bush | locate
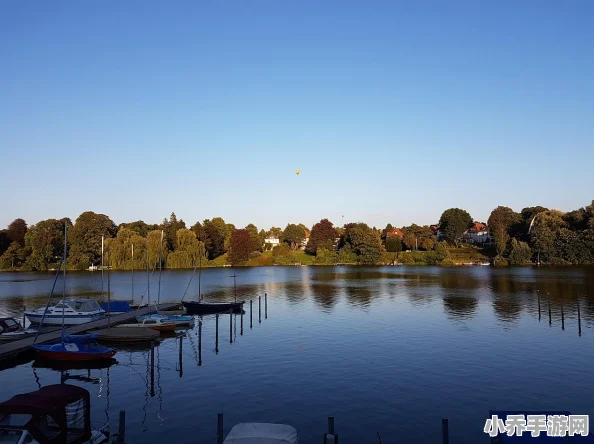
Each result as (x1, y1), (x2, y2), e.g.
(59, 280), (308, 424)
(493, 256), (509, 267)
(315, 249), (337, 265)
(508, 239), (532, 265)
(440, 258), (456, 267)
(547, 257), (571, 266)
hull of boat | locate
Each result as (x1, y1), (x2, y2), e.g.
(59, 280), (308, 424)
(25, 312), (105, 326)
(0, 331), (37, 342)
(182, 301), (244, 315)
(32, 345), (117, 361)
(136, 315), (194, 326)
(117, 323), (177, 332)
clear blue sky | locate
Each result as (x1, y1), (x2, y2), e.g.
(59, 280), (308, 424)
(1, 1), (593, 231)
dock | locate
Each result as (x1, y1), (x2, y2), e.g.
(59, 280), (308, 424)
(0, 303), (179, 362)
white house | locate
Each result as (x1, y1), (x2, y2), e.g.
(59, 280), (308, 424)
(264, 236), (281, 249)
(463, 222), (492, 244)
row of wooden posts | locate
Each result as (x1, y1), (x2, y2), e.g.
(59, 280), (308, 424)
(537, 291), (582, 336)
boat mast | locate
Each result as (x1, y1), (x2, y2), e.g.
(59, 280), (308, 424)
(101, 236), (104, 299)
(146, 236), (150, 306)
(157, 230), (163, 307)
(198, 249), (202, 301)
(107, 244), (111, 327)
(131, 243), (134, 303)
(61, 223), (67, 344)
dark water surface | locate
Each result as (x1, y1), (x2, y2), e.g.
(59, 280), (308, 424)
(1, 266), (593, 443)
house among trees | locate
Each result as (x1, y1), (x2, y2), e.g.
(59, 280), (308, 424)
(463, 222), (492, 244)
(300, 230), (310, 250)
(386, 227), (404, 238)
(264, 235), (280, 249)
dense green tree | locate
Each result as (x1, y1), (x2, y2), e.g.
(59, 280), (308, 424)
(7, 218), (27, 246)
(103, 228), (147, 270)
(385, 236), (402, 253)
(283, 224), (305, 249)
(245, 224), (264, 252)
(161, 212), (186, 251)
(68, 212), (117, 268)
(402, 224), (435, 250)
(508, 239), (532, 265)
(228, 229), (253, 265)
(438, 208), (473, 246)
(381, 223), (394, 241)
(521, 206), (549, 235)
(488, 206), (522, 256)
(120, 220), (153, 237)
(0, 242), (25, 269)
(315, 248), (337, 265)
(202, 218), (226, 259)
(555, 228), (586, 264)
(166, 229), (208, 269)
(146, 230), (169, 268)
(336, 244), (357, 263)
(342, 223), (382, 264)
(307, 219), (337, 255)
(24, 218), (71, 270)
(272, 243), (295, 265)
(0, 231), (10, 256)
(266, 227), (283, 238)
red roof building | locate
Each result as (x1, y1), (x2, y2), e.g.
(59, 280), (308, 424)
(387, 228), (404, 238)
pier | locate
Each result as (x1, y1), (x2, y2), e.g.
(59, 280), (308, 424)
(0, 302), (179, 362)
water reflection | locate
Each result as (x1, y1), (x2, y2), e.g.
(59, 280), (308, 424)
(310, 283), (338, 311)
(443, 293), (478, 320)
(344, 285), (373, 308)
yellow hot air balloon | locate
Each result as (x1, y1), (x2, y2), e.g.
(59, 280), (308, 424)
(295, 169), (300, 176)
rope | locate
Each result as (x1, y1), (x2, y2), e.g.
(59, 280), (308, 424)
(33, 255), (65, 344)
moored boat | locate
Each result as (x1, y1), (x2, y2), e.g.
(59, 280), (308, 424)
(0, 317), (39, 342)
(136, 313), (195, 326)
(183, 300), (245, 315)
(96, 326), (160, 343)
(25, 299), (105, 326)
(117, 317), (177, 332)
(0, 384), (110, 443)
(223, 423), (299, 444)
(32, 333), (117, 361)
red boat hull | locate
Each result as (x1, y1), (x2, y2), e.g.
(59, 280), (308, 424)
(34, 349), (117, 361)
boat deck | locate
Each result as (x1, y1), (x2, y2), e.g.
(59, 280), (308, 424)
(0, 303), (179, 361)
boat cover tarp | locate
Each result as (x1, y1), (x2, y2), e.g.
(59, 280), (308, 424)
(101, 301), (131, 313)
(69, 299), (102, 312)
(224, 423), (299, 444)
(0, 384), (91, 444)
(62, 333), (99, 345)
(488, 410), (594, 442)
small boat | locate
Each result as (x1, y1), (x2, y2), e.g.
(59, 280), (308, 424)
(101, 300), (132, 315)
(0, 317), (38, 342)
(223, 423), (299, 444)
(183, 300), (245, 315)
(0, 384), (110, 443)
(136, 313), (195, 326)
(118, 317), (177, 332)
(32, 333), (117, 361)
(479, 261), (491, 266)
(25, 299), (106, 326)
(96, 326), (160, 343)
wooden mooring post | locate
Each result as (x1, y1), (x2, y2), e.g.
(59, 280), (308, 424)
(324, 416), (338, 444)
(150, 342), (155, 397)
(178, 335), (183, 377)
(250, 300), (253, 329)
(118, 410), (126, 444)
(240, 309), (244, 336)
(265, 293), (267, 319)
(215, 314), (219, 354)
(561, 298), (565, 330)
(442, 418), (449, 444)
(548, 294), (552, 326)
(259, 296), (261, 324)
(577, 299), (582, 337)
(217, 413), (224, 444)
(198, 319), (202, 366)
(229, 309), (233, 344)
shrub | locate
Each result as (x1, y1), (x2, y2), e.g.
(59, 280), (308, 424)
(440, 258), (456, 267)
(493, 256), (509, 267)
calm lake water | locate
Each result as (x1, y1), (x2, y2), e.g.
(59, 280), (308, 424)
(1, 266), (594, 443)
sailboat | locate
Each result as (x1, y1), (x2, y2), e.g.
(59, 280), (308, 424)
(182, 265), (245, 315)
(137, 230), (195, 326)
(31, 224), (117, 362)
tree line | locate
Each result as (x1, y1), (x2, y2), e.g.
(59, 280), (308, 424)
(0, 200), (593, 270)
